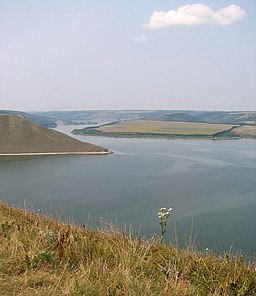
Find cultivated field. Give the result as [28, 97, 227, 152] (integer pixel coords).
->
[232, 125, 256, 138]
[96, 120, 235, 135]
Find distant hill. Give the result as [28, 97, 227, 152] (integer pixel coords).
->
[0, 115, 110, 155]
[194, 111, 256, 124]
[35, 110, 256, 125]
[0, 110, 57, 128]
[148, 111, 256, 124]
[148, 113, 201, 122]
[34, 110, 155, 125]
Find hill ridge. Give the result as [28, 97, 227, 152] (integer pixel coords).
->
[0, 114, 111, 155]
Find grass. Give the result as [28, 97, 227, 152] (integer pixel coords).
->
[0, 202, 255, 295]
[91, 120, 235, 136]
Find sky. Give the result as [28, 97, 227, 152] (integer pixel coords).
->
[1, 0, 256, 111]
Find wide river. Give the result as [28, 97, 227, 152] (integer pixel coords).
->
[0, 125, 256, 256]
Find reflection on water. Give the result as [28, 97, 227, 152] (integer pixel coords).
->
[0, 126, 255, 256]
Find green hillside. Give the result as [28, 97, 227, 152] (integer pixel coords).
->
[0, 114, 110, 154]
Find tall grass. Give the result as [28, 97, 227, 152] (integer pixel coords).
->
[0, 203, 255, 295]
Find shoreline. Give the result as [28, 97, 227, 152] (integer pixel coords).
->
[72, 131, 245, 140]
[0, 151, 113, 156]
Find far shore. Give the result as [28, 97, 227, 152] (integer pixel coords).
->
[0, 151, 113, 156]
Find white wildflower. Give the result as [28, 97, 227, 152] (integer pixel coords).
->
[158, 206, 173, 242]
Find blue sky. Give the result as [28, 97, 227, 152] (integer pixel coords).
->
[1, 0, 255, 111]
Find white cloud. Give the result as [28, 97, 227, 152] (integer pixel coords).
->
[146, 4, 245, 29]
[131, 35, 148, 43]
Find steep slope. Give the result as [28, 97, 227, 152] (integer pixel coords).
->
[0, 114, 111, 154]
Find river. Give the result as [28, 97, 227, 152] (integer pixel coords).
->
[0, 125, 255, 256]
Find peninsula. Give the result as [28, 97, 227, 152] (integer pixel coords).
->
[72, 120, 241, 139]
[0, 114, 111, 155]
[72, 111, 256, 139]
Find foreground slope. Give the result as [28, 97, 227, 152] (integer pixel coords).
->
[0, 114, 110, 155]
[0, 203, 255, 295]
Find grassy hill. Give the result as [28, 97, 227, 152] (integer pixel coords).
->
[0, 114, 110, 154]
[0, 110, 57, 128]
[0, 202, 255, 295]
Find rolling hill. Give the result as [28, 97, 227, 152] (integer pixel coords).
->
[194, 111, 256, 124]
[148, 113, 202, 122]
[0, 114, 111, 155]
[147, 111, 256, 124]
[35, 110, 256, 125]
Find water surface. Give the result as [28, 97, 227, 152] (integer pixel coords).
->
[0, 125, 255, 256]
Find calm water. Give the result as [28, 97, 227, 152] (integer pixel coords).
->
[1, 125, 256, 256]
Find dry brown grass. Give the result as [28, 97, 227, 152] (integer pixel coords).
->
[0, 202, 255, 295]
[96, 120, 234, 135]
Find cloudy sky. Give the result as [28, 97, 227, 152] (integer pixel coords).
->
[1, 0, 255, 111]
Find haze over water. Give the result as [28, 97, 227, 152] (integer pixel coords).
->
[0, 126, 255, 256]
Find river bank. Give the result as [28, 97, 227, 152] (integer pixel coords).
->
[0, 150, 112, 156]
